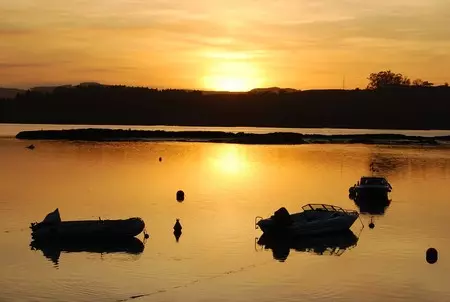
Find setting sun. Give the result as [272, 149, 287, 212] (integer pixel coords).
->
[203, 60, 264, 92]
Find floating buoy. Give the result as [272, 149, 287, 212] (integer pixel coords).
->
[426, 248, 438, 264]
[174, 219, 182, 232]
[173, 219, 182, 242]
[176, 190, 185, 202]
[368, 217, 375, 229]
[159, 157, 162, 162]
[26, 144, 35, 150]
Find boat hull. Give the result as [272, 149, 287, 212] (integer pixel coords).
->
[31, 218, 145, 240]
[257, 213, 358, 236]
[353, 187, 390, 199]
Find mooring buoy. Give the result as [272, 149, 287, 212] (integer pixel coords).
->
[173, 219, 182, 242]
[176, 190, 185, 202]
[426, 248, 438, 264]
[174, 219, 182, 232]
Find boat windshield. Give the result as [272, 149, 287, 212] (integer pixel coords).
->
[360, 177, 387, 185]
[301, 204, 345, 212]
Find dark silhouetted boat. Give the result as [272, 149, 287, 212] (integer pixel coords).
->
[30, 209, 146, 240]
[349, 176, 392, 199]
[30, 237, 145, 265]
[256, 230, 359, 262]
[256, 204, 359, 236]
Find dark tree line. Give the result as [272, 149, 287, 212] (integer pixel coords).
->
[367, 70, 447, 89]
[1, 75, 450, 130]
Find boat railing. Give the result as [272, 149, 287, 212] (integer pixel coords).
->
[302, 204, 358, 216]
[255, 216, 264, 229]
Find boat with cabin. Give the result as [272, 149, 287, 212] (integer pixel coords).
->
[255, 204, 360, 236]
[349, 176, 392, 199]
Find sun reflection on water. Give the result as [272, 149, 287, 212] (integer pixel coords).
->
[209, 144, 249, 176]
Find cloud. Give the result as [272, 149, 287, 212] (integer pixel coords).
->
[1, 0, 450, 88]
[0, 63, 50, 68]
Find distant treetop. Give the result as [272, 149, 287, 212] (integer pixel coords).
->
[367, 70, 411, 90]
[367, 70, 436, 90]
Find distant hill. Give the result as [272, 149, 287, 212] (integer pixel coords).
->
[79, 82, 103, 87]
[0, 88, 26, 99]
[0, 83, 105, 98]
[249, 87, 299, 94]
[30, 85, 74, 93]
[202, 90, 246, 95]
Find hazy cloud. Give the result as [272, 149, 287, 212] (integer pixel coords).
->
[1, 0, 449, 88]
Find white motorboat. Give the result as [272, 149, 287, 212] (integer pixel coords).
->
[256, 204, 359, 236]
[349, 176, 392, 199]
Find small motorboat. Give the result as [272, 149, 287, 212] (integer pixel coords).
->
[349, 176, 392, 199]
[30, 209, 146, 240]
[256, 204, 359, 236]
[256, 229, 359, 261]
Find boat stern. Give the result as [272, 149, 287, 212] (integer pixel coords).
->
[256, 218, 273, 233]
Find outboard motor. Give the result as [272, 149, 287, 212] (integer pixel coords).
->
[30, 208, 61, 231]
[272, 207, 292, 227]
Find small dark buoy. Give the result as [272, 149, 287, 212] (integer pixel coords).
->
[426, 248, 438, 264]
[159, 157, 162, 162]
[368, 217, 375, 229]
[174, 219, 182, 232]
[26, 144, 35, 150]
[144, 233, 150, 239]
[173, 219, 182, 242]
[176, 190, 185, 202]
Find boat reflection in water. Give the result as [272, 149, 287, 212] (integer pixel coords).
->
[256, 230, 360, 262]
[351, 195, 392, 216]
[30, 237, 145, 266]
[349, 192, 392, 229]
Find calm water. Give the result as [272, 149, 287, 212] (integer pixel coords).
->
[1, 135, 450, 301]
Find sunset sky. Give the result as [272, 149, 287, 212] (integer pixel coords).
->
[1, 0, 449, 91]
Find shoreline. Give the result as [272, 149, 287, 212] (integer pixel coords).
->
[15, 128, 450, 146]
[2, 121, 449, 131]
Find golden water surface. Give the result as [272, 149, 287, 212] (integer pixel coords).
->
[1, 137, 449, 302]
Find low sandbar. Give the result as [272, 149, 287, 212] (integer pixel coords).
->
[15, 128, 450, 146]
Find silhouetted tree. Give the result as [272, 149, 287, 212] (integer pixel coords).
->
[412, 79, 434, 87]
[367, 70, 411, 90]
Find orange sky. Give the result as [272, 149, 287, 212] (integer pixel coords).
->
[1, 0, 450, 91]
